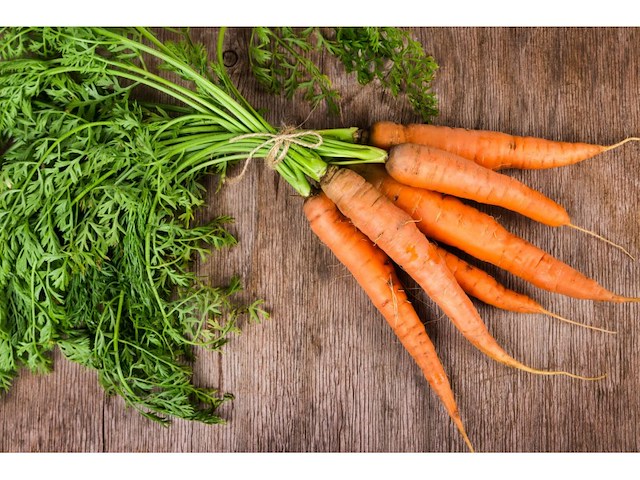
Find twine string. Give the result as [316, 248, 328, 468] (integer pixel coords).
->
[225, 127, 324, 185]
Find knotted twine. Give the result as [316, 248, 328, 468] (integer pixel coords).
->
[225, 127, 324, 185]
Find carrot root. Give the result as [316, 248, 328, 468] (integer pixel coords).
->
[368, 121, 640, 170]
[548, 371, 607, 381]
[604, 136, 640, 152]
[456, 420, 475, 453]
[322, 166, 603, 385]
[539, 308, 617, 335]
[612, 296, 640, 303]
[385, 142, 571, 227]
[495, 355, 606, 381]
[358, 164, 626, 302]
[568, 223, 635, 261]
[304, 190, 474, 451]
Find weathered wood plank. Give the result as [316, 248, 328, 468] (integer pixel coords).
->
[1, 27, 640, 453]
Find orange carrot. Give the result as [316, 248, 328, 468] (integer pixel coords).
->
[385, 142, 570, 227]
[368, 121, 639, 170]
[304, 192, 473, 451]
[384, 143, 633, 257]
[320, 165, 602, 380]
[435, 245, 539, 313]
[435, 245, 616, 334]
[356, 164, 636, 304]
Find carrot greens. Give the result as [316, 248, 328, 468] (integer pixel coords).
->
[249, 27, 440, 120]
[0, 26, 386, 424]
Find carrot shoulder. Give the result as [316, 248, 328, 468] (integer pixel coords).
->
[320, 166, 598, 379]
[385, 142, 570, 227]
[368, 121, 638, 170]
[304, 192, 473, 451]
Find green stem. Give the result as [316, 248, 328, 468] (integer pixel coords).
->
[317, 127, 359, 142]
[216, 27, 272, 132]
[112, 290, 144, 409]
[104, 68, 212, 117]
[101, 62, 243, 131]
[157, 126, 226, 141]
[144, 195, 179, 342]
[96, 27, 264, 133]
[169, 137, 259, 178]
[159, 133, 236, 155]
[285, 145, 328, 182]
[175, 153, 255, 185]
[35, 62, 208, 118]
[70, 169, 118, 207]
[316, 138, 388, 162]
[29, 262, 42, 366]
[151, 114, 226, 141]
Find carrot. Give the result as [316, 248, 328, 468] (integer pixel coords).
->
[304, 192, 474, 451]
[320, 165, 602, 380]
[356, 164, 637, 304]
[368, 121, 640, 170]
[435, 245, 538, 313]
[386, 142, 568, 226]
[435, 245, 616, 334]
[385, 143, 633, 257]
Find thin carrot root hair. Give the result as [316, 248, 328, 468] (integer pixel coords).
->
[538, 308, 617, 335]
[503, 355, 606, 381]
[541, 370, 607, 381]
[453, 415, 474, 452]
[612, 295, 640, 303]
[604, 136, 640, 152]
[568, 223, 636, 261]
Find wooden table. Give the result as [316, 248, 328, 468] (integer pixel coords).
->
[2, 27, 640, 453]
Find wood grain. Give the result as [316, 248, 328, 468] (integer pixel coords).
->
[2, 27, 640, 453]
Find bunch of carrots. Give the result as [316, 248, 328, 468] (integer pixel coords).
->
[303, 121, 640, 452]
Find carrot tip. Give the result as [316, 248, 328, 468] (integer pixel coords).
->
[453, 418, 475, 452]
[527, 369, 607, 381]
[613, 296, 640, 303]
[568, 223, 636, 261]
[512, 363, 606, 381]
[463, 435, 475, 453]
[540, 309, 617, 334]
[559, 371, 607, 381]
[605, 136, 640, 151]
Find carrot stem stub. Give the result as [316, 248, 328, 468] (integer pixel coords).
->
[304, 192, 473, 452]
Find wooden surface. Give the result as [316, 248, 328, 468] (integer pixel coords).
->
[2, 27, 640, 453]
